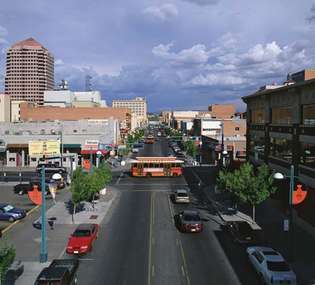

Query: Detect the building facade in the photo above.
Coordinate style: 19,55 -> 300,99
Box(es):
242,70 -> 315,225
5,38 -> 54,105
193,117 -> 246,160
112,97 -> 147,128
207,104 -> 236,119
0,119 -> 120,167
0,93 -> 10,122
44,90 -> 107,107
19,103 -> 132,136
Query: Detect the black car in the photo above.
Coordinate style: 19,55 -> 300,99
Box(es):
13,182 -> 50,195
175,210 -> 203,233
35,259 -> 79,285
221,221 -> 262,244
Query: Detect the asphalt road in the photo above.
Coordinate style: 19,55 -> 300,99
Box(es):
76,137 -> 258,285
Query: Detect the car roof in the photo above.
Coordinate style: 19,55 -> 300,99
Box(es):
75,223 -> 96,231
37,267 -> 68,281
251,246 -> 284,262
176,189 -> 188,194
182,210 -> 199,215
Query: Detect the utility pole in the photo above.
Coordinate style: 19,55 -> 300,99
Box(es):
40,162 -> 47,263
220,121 -> 224,167
60,126 -> 64,167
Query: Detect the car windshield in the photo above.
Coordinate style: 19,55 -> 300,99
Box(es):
267,261 -> 290,272
3,205 -> 14,212
73,229 -> 91,237
238,223 -> 252,233
177,193 -> 188,197
183,214 -> 200,221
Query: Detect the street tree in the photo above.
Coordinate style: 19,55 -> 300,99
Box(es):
184,140 -> 198,158
217,162 -> 276,221
0,241 -> 15,283
70,164 -> 112,221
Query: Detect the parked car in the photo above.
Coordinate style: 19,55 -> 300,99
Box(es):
66,223 -> 99,255
247,246 -> 297,285
0,203 -> 26,222
221,221 -> 262,244
174,189 -> 190,204
132,147 -> 139,153
175,210 -> 203,233
13,182 -> 50,196
34,259 -> 79,285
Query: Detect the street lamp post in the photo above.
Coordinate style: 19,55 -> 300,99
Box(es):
40,164 -> 47,263
273,165 -> 295,260
220,122 -> 224,167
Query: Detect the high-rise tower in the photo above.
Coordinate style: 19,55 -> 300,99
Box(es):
5,38 -> 54,104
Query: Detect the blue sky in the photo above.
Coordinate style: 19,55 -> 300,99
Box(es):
0,0 -> 315,111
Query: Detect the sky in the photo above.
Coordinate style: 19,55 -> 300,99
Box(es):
0,0 -> 315,112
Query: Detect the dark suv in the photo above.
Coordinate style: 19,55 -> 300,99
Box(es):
35,259 -> 79,285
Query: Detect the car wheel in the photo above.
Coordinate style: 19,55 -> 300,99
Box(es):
8,217 -> 15,222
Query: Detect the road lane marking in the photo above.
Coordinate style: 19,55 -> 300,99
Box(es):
115,173 -> 123,185
178,239 -> 191,285
147,193 -> 154,285
167,195 -> 175,224
26,205 -> 40,216
2,205 -> 40,235
181,265 -> 185,277
152,265 -> 155,277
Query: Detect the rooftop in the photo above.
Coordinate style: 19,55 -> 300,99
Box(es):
11,37 -> 47,50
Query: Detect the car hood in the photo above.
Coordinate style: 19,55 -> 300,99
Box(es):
68,236 -> 91,247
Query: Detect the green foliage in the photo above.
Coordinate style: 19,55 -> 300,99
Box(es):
0,241 -> 15,282
217,162 -> 277,220
184,140 -> 198,157
70,164 -> 112,205
126,129 -> 145,145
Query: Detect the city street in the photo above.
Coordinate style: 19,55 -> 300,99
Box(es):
75,137 -> 259,285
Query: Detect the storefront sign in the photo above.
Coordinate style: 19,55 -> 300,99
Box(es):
29,140 -> 60,156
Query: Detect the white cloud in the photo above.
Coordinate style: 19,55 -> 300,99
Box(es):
152,43 -> 210,64
55,59 -> 64,65
143,4 -> 178,21
190,73 -> 246,86
181,0 -> 219,6
241,41 -> 282,64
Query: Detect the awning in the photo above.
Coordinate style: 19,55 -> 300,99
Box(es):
81,149 -> 108,155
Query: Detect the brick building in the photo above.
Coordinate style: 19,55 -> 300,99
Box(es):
19,103 -> 132,134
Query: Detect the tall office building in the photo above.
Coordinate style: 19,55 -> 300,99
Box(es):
112,97 -> 147,127
5,38 -> 54,105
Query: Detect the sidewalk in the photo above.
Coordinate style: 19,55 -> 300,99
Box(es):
9,189 -> 117,285
189,166 -> 315,285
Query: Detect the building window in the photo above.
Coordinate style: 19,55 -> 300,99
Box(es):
270,137 -> 292,162
271,107 -> 293,125
300,142 -> 315,169
235,127 -> 239,131
249,133 -> 265,156
250,109 -> 265,124
302,104 -> 315,125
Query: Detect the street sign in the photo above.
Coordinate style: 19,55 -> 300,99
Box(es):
293,184 -> 307,205
29,140 -> 60,156
283,219 -> 289,232
82,139 -> 99,150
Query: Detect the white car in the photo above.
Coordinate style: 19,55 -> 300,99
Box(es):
132,147 -> 139,153
174,189 -> 190,204
246,246 -> 297,285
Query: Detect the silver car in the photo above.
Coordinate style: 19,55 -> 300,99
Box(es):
174,189 -> 190,204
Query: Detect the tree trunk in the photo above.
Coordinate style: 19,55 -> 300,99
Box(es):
72,203 -> 76,224
252,205 -> 256,221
